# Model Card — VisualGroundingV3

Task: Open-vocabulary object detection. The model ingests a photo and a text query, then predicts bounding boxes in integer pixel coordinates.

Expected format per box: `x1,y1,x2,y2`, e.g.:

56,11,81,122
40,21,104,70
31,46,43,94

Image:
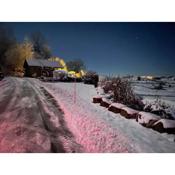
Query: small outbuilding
24,59,63,77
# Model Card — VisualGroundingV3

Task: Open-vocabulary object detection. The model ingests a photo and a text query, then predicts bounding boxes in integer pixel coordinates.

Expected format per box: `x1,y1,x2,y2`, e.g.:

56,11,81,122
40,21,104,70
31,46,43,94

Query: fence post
73,77,76,104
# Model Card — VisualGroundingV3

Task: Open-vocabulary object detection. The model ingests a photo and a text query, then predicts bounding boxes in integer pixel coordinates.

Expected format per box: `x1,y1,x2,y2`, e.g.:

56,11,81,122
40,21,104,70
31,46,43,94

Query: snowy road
1,77,175,152
0,77,83,152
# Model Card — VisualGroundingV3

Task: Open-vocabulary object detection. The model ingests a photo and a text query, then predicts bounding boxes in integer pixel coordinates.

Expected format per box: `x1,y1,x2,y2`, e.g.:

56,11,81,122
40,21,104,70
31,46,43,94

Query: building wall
25,66,42,77
24,60,56,77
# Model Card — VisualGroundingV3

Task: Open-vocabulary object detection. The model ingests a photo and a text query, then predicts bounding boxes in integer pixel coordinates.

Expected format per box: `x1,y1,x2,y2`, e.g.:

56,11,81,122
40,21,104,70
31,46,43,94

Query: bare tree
0,24,16,66
30,31,52,59
66,59,86,72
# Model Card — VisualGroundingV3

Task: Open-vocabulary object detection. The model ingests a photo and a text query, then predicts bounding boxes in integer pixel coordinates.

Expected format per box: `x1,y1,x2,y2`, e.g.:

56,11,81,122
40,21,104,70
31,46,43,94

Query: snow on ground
137,112,161,126
154,119,175,129
1,77,175,152
0,77,82,153
43,80,175,152
39,82,133,152
109,103,126,109
132,80,175,105
131,80,175,119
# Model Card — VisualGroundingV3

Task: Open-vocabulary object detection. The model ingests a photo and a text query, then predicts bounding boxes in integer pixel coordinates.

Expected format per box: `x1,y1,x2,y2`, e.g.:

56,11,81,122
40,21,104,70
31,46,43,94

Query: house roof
26,59,63,68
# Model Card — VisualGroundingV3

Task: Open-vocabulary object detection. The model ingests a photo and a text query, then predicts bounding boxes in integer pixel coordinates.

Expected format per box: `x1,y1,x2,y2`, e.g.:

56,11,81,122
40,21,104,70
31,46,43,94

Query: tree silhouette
30,31,52,59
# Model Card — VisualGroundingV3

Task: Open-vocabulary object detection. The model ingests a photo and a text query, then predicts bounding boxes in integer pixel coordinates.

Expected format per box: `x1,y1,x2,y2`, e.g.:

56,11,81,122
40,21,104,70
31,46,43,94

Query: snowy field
0,77,175,152
131,80,175,118
132,80,175,105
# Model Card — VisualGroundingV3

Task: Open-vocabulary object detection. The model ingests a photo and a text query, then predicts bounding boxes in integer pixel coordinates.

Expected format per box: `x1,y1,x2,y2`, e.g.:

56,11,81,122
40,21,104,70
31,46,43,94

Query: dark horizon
2,22,175,76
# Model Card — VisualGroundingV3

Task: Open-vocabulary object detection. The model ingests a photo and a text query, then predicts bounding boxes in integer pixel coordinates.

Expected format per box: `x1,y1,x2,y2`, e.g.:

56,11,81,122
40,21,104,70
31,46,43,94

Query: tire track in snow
0,78,18,114
0,78,51,152
26,79,84,153
0,78,83,152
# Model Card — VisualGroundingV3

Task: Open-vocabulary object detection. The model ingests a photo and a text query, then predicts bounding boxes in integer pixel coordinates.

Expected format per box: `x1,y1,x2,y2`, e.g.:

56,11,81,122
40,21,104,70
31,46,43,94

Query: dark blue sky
6,22,175,76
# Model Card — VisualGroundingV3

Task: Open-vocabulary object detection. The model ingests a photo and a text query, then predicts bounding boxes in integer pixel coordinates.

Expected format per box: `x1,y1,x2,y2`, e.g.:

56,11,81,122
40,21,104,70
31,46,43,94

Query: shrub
66,59,86,72
83,71,99,87
144,99,174,120
100,76,113,93
153,81,165,90
100,77,144,110
137,76,141,81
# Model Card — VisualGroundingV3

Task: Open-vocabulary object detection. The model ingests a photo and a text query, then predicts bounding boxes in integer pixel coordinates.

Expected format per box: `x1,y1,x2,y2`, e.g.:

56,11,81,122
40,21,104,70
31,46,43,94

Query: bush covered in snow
100,77,144,110
144,99,175,120
137,112,161,128
83,71,99,87
152,119,175,134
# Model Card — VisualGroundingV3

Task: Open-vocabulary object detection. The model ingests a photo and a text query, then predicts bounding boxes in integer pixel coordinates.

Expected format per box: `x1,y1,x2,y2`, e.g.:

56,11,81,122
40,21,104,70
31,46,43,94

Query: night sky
5,22,175,76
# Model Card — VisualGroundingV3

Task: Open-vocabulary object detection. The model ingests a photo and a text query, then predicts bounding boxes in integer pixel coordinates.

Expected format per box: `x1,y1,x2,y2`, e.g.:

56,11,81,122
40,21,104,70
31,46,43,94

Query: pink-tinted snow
44,81,175,153
44,85,134,152
1,77,175,152
120,106,139,115
0,77,82,152
109,103,126,109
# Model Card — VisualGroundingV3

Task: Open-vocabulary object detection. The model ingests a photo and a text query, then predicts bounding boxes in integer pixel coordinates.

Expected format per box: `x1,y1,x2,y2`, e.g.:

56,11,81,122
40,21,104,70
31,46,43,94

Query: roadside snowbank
43,81,175,152
137,112,161,127
44,83,133,152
